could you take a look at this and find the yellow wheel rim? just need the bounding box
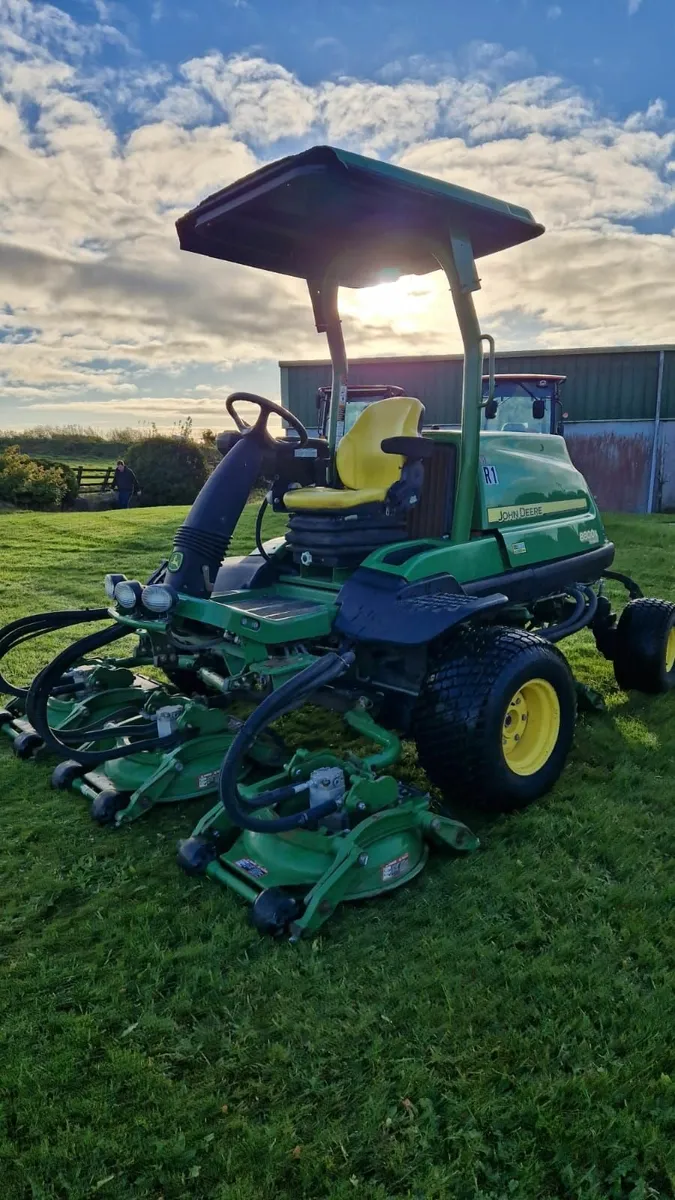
[502,678,561,777]
[665,628,675,673]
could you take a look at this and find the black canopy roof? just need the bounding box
[176,145,544,289]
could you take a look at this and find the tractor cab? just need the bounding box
[482,374,566,436]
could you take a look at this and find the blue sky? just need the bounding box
[1,0,674,430]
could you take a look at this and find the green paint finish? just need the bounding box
[343,707,401,770]
[363,534,507,585]
[249,652,319,688]
[188,712,477,937]
[498,514,606,570]
[206,860,258,903]
[363,425,608,585]
[474,432,594,526]
[111,610,167,634]
[108,731,238,824]
[0,666,160,748]
[52,686,156,733]
[197,788,477,937]
[175,584,335,642]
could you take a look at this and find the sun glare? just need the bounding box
[340,274,439,332]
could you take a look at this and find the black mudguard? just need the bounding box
[334,568,507,646]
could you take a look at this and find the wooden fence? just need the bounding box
[75,466,115,494]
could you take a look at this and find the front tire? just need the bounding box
[613,598,675,694]
[412,626,577,813]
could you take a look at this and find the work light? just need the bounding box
[141,584,177,614]
[104,573,126,599]
[114,580,143,609]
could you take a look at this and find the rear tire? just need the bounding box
[613,598,675,694]
[412,626,577,813]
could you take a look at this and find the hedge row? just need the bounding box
[0,438,213,511]
[0,447,73,509]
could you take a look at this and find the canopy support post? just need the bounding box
[433,233,484,545]
[308,278,348,481]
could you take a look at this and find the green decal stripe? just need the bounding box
[487,498,588,524]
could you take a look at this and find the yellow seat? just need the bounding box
[285,396,424,511]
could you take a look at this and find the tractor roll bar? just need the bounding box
[308,229,486,545]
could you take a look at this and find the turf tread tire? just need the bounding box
[412,625,577,813]
[613,598,675,694]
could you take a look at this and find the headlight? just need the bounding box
[141,584,177,614]
[114,579,143,609]
[104,572,126,599]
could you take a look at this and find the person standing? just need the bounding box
[112,459,140,509]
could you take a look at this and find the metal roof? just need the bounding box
[280,344,675,367]
[176,145,544,288]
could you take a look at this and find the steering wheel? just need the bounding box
[226,392,309,448]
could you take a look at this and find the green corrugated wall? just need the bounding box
[280,346,675,428]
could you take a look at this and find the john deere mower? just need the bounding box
[2,146,674,939]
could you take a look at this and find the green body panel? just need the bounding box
[363,429,608,584]
[51,683,156,732]
[175,585,334,643]
[222,819,428,899]
[473,431,599,529]
[86,731,238,822]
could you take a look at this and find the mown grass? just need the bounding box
[0,507,674,1200]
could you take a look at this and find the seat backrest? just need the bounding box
[336,396,425,492]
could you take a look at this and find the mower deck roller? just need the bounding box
[3,145,675,939]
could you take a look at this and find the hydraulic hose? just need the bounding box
[0,607,109,699]
[26,623,183,766]
[541,585,599,644]
[255,496,275,566]
[219,649,355,834]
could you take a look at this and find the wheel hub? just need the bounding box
[665,627,675,673]
[502,678,561,777]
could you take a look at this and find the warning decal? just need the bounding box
[234,858,268,879]
[381,854,410,882]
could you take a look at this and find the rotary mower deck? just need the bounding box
[2,146,674,939]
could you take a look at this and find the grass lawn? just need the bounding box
[0,507,674,1200]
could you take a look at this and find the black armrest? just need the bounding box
[381,436,435,460]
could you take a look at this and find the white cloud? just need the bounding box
[628,0,643,12]
[1,5,675,430]
[181,54,316,141]
[547,5,563,18]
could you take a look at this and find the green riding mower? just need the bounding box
[2,145,674,939]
